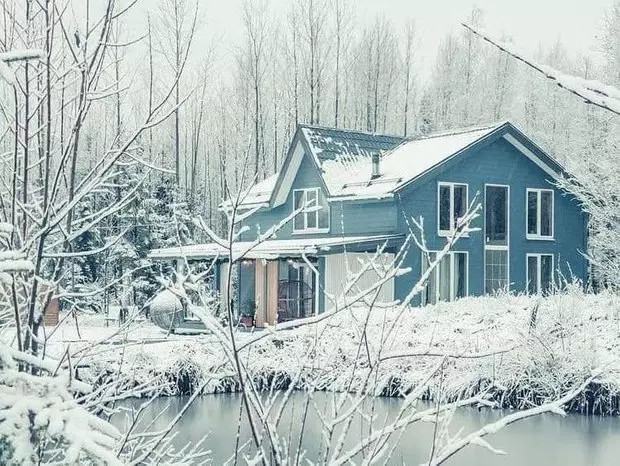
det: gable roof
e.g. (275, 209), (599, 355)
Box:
(231, 121), (566, 208)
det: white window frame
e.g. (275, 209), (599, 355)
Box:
(437, 182), (469, 237)
(292, 187), (330, 234)
(526, 188), (554, 240)
(526, 253), (555, 294)
(421, 250), (469, 305)
(483, 184), (510, 293)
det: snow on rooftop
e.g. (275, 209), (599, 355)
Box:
(323, 122), (504, 199)
(222, 173), (278, 209)
(230, 122), (504, 206)
(150, 234), (403, 260)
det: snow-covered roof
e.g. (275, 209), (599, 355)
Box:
(229, 120), (548, 207)
(229, 173), (278, 208)
(149, 234), (403, 260)
(324, 123), (503, 199)
(299, 124), (406, 162)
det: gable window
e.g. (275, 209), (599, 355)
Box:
(293, 188), (329, 232)
(526, 254), (554, 294)
(438, 182), (468, 236)
(421, 251), (468, 305)
(526, 189), (553, 239)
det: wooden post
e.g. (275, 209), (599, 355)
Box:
(266, 261), (279, 325)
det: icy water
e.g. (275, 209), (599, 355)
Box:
(116, 393), (620, 465)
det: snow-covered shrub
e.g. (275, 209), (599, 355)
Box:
(0, 345), (122, 465)
(77, 288), (620, 414)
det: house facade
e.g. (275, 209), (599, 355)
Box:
(150, 121), (588, 326)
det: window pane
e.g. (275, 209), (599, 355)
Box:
(439, 186), (451, 231)
(540, 191), (552, 237)
(453, 185), (467, 229)
(454, 253), (467, 299)
(540, 255), (553, 294)
(294, 191), (304, 230)
(317, 190), (329, 229)
(486, 186), (507, 246)
(527, 191), (538, 235)
(306, 209), (317, 229)
(437, 254), (451, 301)
(306, 190), (317, 229)
(527, 256), (538, 294)
(422, 253), (436, 305)
(239, 260), (256, 316)
(485, 250), (508, 294)
(306, 189), (317, 208)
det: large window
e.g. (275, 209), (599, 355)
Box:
(293, 187), (329, 232)
(484, 185), (509, 294)
(485, 185), (508, 246)
(421, 251), (468, 305)
(438, 182), (468, 236)
(526, 189), (553, 239)
(526, 254), (554, 294)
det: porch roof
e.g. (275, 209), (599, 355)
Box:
(149, 234), (404, 260)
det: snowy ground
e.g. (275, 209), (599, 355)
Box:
(38, 288), (620, 413)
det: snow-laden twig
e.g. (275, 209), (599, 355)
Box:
(462, 23), (620, 115)
(426, 364), (613, 465)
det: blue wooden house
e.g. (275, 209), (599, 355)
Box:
(151, 121), (588, 326)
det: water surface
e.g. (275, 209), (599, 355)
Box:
(116, 393), (620, 465)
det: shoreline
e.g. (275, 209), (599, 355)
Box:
(52, 289), (620, 416)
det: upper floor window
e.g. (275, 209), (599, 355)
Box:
(526, 188), (553, 239)
(293, 188), (329, 232)
(438, 182), (468, 236)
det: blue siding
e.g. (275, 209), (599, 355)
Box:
(239, 150), (397, 240)
(330, 200), (397, 235)
(394, 136), (587, 304)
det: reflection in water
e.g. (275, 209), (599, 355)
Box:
(114, 393), (619, 465)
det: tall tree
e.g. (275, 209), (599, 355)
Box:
(402, 20), (416, 135)
(153, 0), (199, 186)
(332, 0), (353, 127)
(239, 0), (270, 180)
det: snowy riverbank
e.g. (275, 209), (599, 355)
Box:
(47, 288), (620, 415)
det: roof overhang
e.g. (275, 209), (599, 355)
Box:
(149, 234), (404, 261)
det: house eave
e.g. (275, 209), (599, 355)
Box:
(327, 193), (395, 203)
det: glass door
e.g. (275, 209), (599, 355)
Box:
(484, 185), (509, 294)
(277, 259), (316, 321)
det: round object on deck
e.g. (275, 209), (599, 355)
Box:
(150, 289), (184, 330)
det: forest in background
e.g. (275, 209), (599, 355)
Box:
(0, 0), (619, 310)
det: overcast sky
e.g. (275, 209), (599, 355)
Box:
(107, 0), (615, 85)
(198, 0), (613, 71)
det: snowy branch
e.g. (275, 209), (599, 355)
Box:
(462, 23), (620, 116)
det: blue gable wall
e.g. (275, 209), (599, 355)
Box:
(239, 147), (397, 241)
(394, 135), (588, 304)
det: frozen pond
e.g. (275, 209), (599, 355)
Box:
(116, 393), (620, 465)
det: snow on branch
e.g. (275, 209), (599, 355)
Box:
(0, 49), (45, 63)
(0, 49), (45, 86)
(462, 23), (620, 116)
(426, 364), (612, 465)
